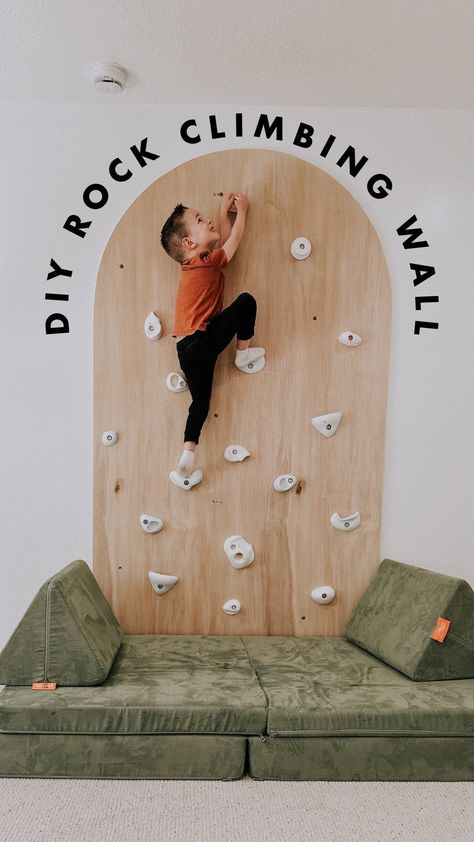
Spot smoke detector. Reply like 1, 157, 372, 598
90, 63, 126, 94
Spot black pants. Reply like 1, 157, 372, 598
176, 292, 257, 445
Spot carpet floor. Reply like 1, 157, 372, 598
1, 777, 473, 841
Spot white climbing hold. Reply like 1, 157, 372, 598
235, 355, 266, 374
223, 599, 241, 615
338, 331, 362, 347
291, 237, 312, 260
166, 372, 189, 392
224, 535, 255, 569
102, 431, 118, 446
311, 586, 336, 605
140, 514, 164, 534
169, 470, 203, 490
144, 311, 163, 340
273, 474, 298, 492
148, 571, 178, 595
311, 412, 342, 437
330, 512, 361, 531
224, 445, 251, 462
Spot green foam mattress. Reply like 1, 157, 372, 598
0, 635, 267, 736
242, 636, 474, 736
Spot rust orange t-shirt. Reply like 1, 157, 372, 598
172, 247, 228, 337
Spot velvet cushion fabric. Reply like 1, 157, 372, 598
0, 636, 267, 735
242, 636, 474, 736
248, 736, 474, 781
1, 630, 473, 780
0, 734, 246, 780
344, 558, 474, 680
0, 560, 123, 686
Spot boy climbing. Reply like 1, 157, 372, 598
160, 192, 265, 487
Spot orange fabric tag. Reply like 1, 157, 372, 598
431, 617, 451, 643
31, 682, 57, 691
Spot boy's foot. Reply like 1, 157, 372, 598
177, 449, 195, 477
235, 347, 266, 372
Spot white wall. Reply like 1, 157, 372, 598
1, 104, 473, 649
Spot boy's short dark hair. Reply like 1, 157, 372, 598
160, 203, 189, 263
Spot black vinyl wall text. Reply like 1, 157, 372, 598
45, 115, 439, 336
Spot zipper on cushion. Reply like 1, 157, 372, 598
43, 578, 54, 682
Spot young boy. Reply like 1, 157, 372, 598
160, 192, 265, 486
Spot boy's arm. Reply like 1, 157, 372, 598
222, 194, 249, 262
219, 207, 232, 244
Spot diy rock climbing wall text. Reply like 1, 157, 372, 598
44, 113, 439, 336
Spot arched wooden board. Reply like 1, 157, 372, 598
94, 149, 391, 636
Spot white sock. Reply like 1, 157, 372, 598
235, 346, 265, 368
177, 449, 195, 477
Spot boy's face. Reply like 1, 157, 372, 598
182, 207, 220, 253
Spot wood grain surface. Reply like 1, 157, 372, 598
94, 149, 391, 635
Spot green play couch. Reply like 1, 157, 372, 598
0, 558, 473, 780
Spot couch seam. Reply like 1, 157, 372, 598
240, 637, 270, 740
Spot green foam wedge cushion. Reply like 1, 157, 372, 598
345, 558, 474, 680
0, 560, 123, 686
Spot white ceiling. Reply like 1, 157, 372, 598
1, 0, 473, 107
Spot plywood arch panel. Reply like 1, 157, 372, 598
94, 148, 391, 636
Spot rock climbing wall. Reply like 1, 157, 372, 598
94, 149, 391, 635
